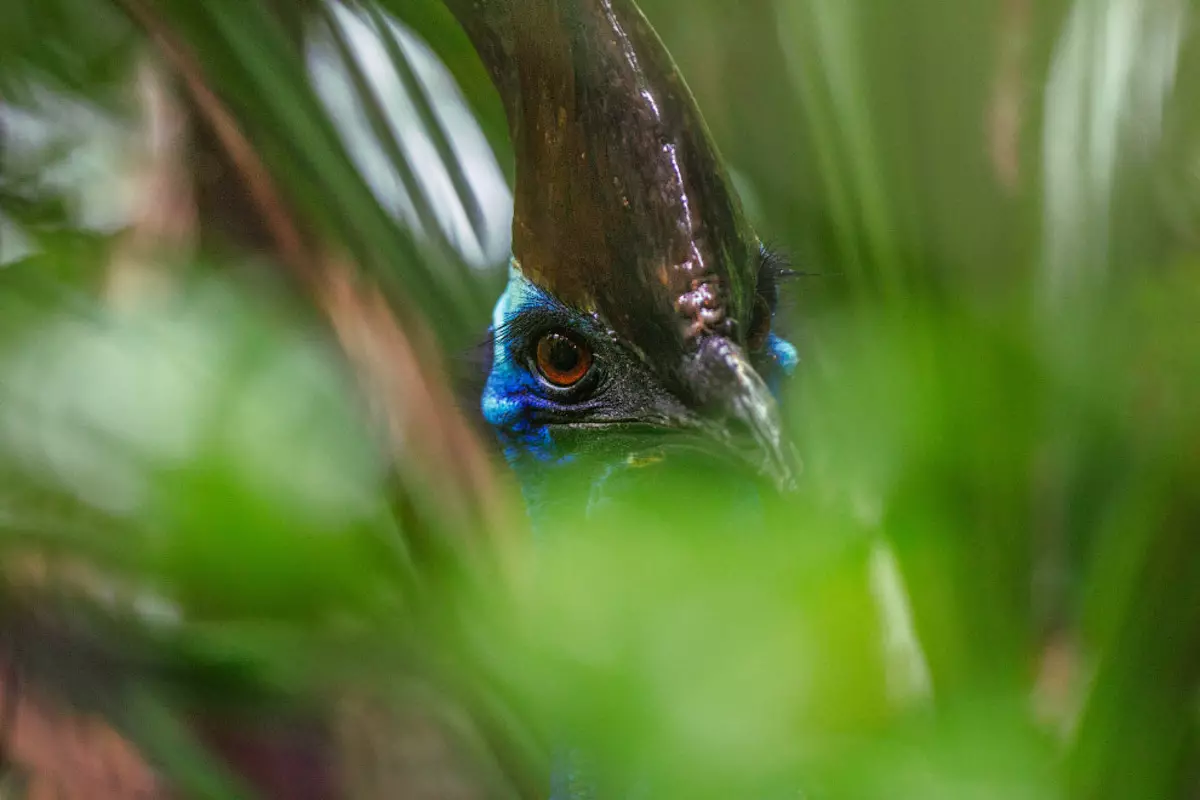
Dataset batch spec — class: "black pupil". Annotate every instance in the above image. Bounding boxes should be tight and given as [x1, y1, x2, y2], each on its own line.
[546, 334, 580, 373]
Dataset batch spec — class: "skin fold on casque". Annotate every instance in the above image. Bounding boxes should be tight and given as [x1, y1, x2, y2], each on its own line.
[443, 0, 800, 795]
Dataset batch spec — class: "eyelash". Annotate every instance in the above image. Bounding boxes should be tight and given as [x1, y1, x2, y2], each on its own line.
[755, 242, 796, 315]
[493, 315, 547, 352]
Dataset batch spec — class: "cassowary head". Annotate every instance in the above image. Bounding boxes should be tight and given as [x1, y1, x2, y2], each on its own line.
[452, 0, 798, 514]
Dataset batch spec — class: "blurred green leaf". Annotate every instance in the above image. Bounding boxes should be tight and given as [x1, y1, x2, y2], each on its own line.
[1, 0, 134, 104]
[3, 0, 1200, 797]
[0, 276, 414, 622]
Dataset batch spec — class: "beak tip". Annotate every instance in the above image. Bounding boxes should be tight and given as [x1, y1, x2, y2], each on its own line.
[686, 335, 799, 493]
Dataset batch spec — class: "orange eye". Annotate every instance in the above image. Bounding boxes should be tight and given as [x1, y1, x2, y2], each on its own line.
[535, 331, 592, 387]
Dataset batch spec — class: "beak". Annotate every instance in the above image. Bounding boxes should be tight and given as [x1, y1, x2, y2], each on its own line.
[686, 338, 800, 493]
[709, 372, 799, 493]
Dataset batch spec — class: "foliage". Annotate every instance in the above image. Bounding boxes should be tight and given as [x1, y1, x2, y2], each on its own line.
[1, 0, 1199, 798]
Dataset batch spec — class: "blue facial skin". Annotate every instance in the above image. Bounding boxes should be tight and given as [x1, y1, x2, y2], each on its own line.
[481, 266, 576, 468]
[483, 263, 797, 506]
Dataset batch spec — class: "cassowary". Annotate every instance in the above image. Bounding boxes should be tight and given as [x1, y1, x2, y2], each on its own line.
[443, 0, 803, 796]
[443, 0, 799, 523]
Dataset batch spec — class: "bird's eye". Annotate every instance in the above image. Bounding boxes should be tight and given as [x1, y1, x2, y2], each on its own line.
[535, 331, 593, 387]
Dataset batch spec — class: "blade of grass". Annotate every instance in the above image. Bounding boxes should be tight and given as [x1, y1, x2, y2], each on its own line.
[774, 0, 907, 299]
[318, 2, 451, 253]
[359, 1, 490, 245]
[121, 0, 489, 337]
[372, 0, 511, 182]
[121, 690, 252, 800]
